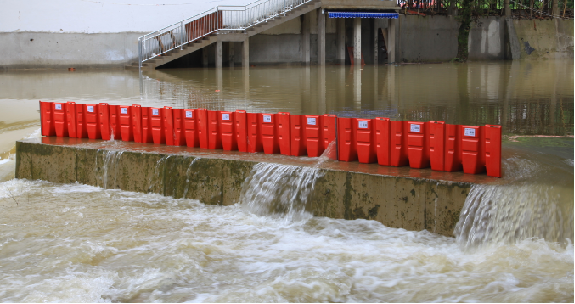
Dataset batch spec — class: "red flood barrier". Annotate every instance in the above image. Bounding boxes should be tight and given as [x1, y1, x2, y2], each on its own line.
[305, 115, 323, 157]
[375, 117, 390, 166]
[444, 124, 462, 172]
[356, 118, 377, 164]
[172, 109, 186, 146]
[130, 105, 143, 143]
[261, 113, 279, 154]
[150, 107, 165, 144]
[390, 121, 408, 167]
[247, 113, 263, 153]
[140, 106, 153, 144]
[118, 105, 133, 142]
[278, 112, 291, 156]
[108, 105, 121, 141]
[65, 102, 77, 138]
[322, 114, 337, 160]
[97, 103, 111, 140]
[235, 110, 248, 152]
[51, 102, 68, 137]
[461, 126, 484, 174]
[290, 115, 307, 156]
[84, 104, 101, 139]
[337, 117, 357, 162]
[406, 121, 429, 169]
[163, 107, 174, 146]
[183, 109, 199, 148]
[429, 121, 445, 171]
[207, 110, 222, 150]
[75, 104, 87, 138]
[196, 109, 209, 149]
[220, 111, 237, 151]
[484, 125, 502, 177]
[39, 101, 56, 137]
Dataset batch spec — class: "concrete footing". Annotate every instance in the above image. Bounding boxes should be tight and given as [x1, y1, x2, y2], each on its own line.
[13, 138, 490, 237]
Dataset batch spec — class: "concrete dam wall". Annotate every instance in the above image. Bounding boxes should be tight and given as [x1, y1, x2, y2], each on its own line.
[14, 138, 485, 237]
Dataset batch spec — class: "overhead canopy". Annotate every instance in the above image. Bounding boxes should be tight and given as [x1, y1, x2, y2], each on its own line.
[327, 12, 398, 19]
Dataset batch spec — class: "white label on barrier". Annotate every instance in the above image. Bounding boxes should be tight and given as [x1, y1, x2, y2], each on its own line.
[87, 106, 94, 113]
[55, 104, 62, 110]
[152, 109, 159, 116]
[307, 117, 316, 126]
[185, 111, 193, 118]
[410, 124, 420, 133]
[464, 127, 476, 137]
[121, 107, 128, 115]
[263, 115, 272, 123]
[358, 120, 368, 129]
[222, 113, 230, 121]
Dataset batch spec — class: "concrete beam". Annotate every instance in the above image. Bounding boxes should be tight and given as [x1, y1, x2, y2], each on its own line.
[318, 9, 326, 66]
[16, 138, 475, 237]
[337, 18, 346, 65]
[302, 13, 311, 65]
[353, 18, 362, 64]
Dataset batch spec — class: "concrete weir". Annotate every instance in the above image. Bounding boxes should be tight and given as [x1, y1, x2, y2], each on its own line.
[15, 138, 498, 237]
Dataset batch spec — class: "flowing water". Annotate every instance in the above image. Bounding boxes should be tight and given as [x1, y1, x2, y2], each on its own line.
[0, 61, 573, 302]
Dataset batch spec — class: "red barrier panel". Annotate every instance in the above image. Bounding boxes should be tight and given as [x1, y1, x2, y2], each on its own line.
[52, 102, 69, 137]
[163, 106, 174, 146]
[461, 125, 483, 174]
[247, 113, 263, 153]
[484, 125, 502, 177]
[108, 105, 121, 140]
[235, 110, 248, 152]
[278, 112, 291, 156]
[406, 121, 429, 169]
[220, 111, 236, 151]
[207, 110, 222, 150]
[375, 117, 390, 166]
[118, 105, 133, 142]
[429, 121, 445, 171]
[183, 109, 199, 148]
[322, 114, 337, 160]
[39, 101, 56, 137]
[65, 101, 77, 138]
[261, 113, 279, 154]
[290, 115, 307, 156]
[337, 117, 357, 162]
[444, 124, 462, 172]
[389, 121, 408, 167]
[98, 103, 111, 140]
[131, 105, 143, 143]
[172, 109, 186, 146]
[356, 118, 377, 164]
[150, 107, 165, 144]
[196, 109, 209, 149]
[305, 115, 323, 157]
[84, 104, 101, 139]
[75, 104, 87, 138]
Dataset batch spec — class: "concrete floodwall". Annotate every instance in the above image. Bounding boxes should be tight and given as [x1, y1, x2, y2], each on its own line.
[15, 139, 471, 237]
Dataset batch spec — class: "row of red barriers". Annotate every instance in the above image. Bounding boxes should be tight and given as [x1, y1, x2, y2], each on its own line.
[39, 101, 502, 177]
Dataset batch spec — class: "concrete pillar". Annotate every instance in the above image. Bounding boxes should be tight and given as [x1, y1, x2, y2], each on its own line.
[354, 65, 362, 110]
[228, 42, 235, 67]
[302, 14, 311, 65]
[217, 68, 222, 97]
[318, 65, 326, 114]
[504, 0, 510, 18]
[353, 18, 362, 64]
[388, 19, 396, 64]
[373, 19, 379, 66]
[216, 40, 223, 68]
[338, 66, 346, 108]
[301, 66, 311, 114]
[202, 46, 209, 67]
[337, 19, 346, 65]
[242, 38, 249, 67]
[318, 9, 326, 66]
[244, 66, 250, 100]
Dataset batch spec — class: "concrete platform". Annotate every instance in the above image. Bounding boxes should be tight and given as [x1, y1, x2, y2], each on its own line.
[15, 137, 499, 237]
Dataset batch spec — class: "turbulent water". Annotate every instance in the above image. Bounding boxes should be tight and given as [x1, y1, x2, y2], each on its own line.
[0, 62, 573, 302]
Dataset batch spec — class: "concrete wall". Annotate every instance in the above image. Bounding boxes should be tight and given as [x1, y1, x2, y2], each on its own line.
[15, 139, 471, 237]
[511, 19, 574, 59]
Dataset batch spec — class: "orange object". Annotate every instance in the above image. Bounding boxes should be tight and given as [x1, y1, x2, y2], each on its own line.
[183, 109, 199, 148]
[172, 109, 186, 146]
[389, 121, 408, 167]
[247, 113, 263, 153]
[322, 114, 338, 160]
[305, 115, 323, 157]
[98, 103, 111, 140]
[406, 121, 429, 168]
[119, 105, 133, 142]
[485, 125, 502, 177]
[150, 107, 165, 144]
[235, 110, 248, 152]
[75, 104, 87, 138]
[337, 117, 357, 162]
[163, 107, 174, 146]
[461, 125, 483, 174]
[290, 115, 307, 156]
[375, 117, 391, 166]
[278, 112, 291, 156]
[356, 118, 377, 164]
[220, 111, 237, 151]
[207, 110, 222, 150]
[39, 101, 56, 137]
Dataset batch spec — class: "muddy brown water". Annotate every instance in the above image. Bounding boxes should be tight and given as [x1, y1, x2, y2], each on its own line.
[0, 61, 572, 302]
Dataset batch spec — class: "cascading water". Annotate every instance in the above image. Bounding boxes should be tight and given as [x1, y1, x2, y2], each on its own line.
[454, 154, 574, 248]
[95, 150, 124, 189]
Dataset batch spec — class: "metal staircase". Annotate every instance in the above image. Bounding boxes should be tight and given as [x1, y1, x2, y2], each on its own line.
[135, 0, 320, 71]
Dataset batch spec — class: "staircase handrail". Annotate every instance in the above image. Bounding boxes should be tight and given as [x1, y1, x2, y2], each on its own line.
[138, 0, 314, 70]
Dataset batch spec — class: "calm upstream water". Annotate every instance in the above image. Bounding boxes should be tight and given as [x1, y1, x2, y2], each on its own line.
[0, 61, 573, 302]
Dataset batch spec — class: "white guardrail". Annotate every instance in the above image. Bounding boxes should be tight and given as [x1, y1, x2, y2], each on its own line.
[138, 0, 314, 70]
